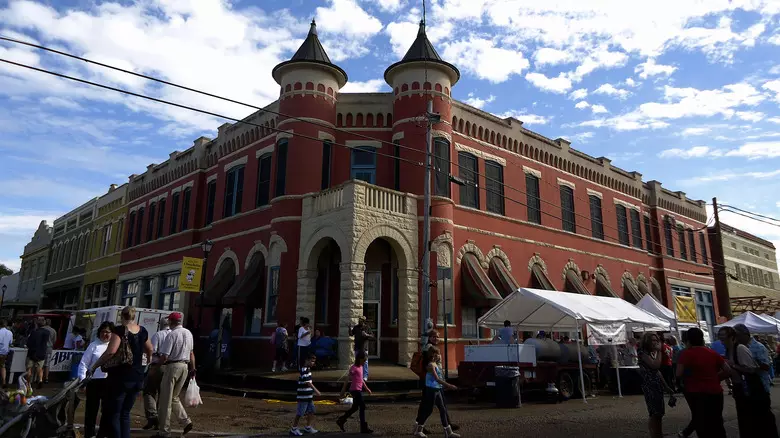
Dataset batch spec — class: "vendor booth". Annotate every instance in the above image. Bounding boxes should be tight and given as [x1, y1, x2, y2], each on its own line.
[462, 288, 669, 403]
[714, 311, 780, 335]
[635, 294, 698, 334]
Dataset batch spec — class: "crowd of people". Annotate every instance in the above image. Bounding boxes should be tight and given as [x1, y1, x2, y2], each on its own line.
[271, 317, 342, 373]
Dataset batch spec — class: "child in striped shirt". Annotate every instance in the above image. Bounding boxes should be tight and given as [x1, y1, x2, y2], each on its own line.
[291, 354, 321, 436]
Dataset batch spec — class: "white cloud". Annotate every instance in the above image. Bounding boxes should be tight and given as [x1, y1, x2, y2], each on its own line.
[575, 101, 590, 110]
[735, 111, 765, 122]
[315, 0, 383, 38]
[385, 19, 453, 58]
[374, 0, 404, 13]
[593, 83, 630, 99]
[682, 127, 712, 136]
[533, 47, 574, 67]
[0, 211, 60, 236]
[591, 104, 608, 114]
[658, 146, 721, 159]
[464, 93, 495, 109]
[525, 72, 572, 94]
[686, 169, 780, 184]
[41, 96, 84, 111]
[443, 38, 529, 83]
[497, 110, 551, 125]
[569, 88, 588, 100]
[568, 49, 629, 81]
[725, 142, 780, 159]
[635, 58, 677, 79]
[764, 80, 780, 102]
[568, 131, 595, 143]
[0, 177, 101, 206]
[768, 117, 780, 124]
[340, 79, 387, 93]
[625, 78, 638, 87]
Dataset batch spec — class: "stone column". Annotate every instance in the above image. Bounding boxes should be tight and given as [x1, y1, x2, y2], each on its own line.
[397, 268, 420, 366]
[149, 276, 162, 310]
[296, 269, 318, 325]
[338, 262, 365, 367]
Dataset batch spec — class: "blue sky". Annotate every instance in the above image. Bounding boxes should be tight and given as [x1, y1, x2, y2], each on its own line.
[2, 0, 780, 272]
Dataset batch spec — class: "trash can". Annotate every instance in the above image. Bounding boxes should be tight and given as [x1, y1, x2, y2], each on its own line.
[494, 366, 520, 408]
[70, 353, 84, 380]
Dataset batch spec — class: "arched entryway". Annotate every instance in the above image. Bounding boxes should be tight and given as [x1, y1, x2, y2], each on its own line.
[223, 250, 267, 335]
[312, 238, 342, 338]
[199, 256, 237, 335]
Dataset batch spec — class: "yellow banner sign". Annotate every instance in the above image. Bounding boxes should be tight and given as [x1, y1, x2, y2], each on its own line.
[675, 295, 697, 323]
[179, 257, 204, 293]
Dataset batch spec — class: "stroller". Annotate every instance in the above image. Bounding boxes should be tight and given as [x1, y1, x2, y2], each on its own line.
[0, 377, 88, 438]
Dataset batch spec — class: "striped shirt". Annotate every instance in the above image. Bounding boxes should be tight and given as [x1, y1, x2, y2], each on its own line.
[297, 366, 314, 400]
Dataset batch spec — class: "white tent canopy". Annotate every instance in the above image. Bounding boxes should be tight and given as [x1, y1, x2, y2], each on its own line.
[714, 311, 780, 335]
[479, 288, 671, 331]
[635, 294, 697, 332]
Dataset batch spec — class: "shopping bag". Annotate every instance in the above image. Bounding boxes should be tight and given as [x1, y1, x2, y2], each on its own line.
[184, 378, 203, 408]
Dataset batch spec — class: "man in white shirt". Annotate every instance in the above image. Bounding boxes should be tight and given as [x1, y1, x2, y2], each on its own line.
[143, 318, 172, 430]
[0, 319, 14, 387]
[297, 317, 312, 371]
[156, 312, 195, 437]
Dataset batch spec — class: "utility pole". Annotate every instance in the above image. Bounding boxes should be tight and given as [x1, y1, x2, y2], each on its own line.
[712, 197, 731, 318]
[421, 99, 433, 336]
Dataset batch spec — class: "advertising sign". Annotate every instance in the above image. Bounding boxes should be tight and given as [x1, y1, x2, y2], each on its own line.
[587, 322, 628, 346]
[179, 257, 204, 293]
[675, 295, 697, 323]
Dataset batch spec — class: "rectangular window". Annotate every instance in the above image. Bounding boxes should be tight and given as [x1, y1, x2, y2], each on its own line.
[156, 198, 166, 239]
[223, 166, 245, 218]
[122, 281, 138, 307]
[630, 210, 642, 249]
[321, 141, 332, 190]
[462, 307, 478, 339]
[115, 219, 123, 252]
[245, 308, 263, 336]
[560, 185, 576, 233]
[256, 154, 272, 207]
[770, 274, 775, 290]
[135, 207, 144, 246]
[678, 227, 688, 260]
[616, 205, 629, 246]
[275, 139, 288, 197]
[391, 268, 399, 325]
[437, 267, 454, 325]
[180, 188, 192, 230]
[434, 139, 450, 197]
[687, 229, 697, 263]
[644, 215, 653, 253]
[159, 274, 180, 311]
[747, 267, 755, 284]
[735, 263, 741, 280]
[266, 266, 280, 323]
[146, 202, 156, 242]
[485, 161, 504, 215]
[664, 218, 675, 257]
[393, 142, 401, 191]
[126, 214, 135, 248]
[589, 195, 604, 240]
[699, 232, 708, 265]
[694, 289, 715, 329]
[351, 146, 377, 183]
[169, 193, 180, 235]
[458, 152, 479, 208]
[205, 180, 217, 225]
[101, 224, 112, 256]
[526, 173, 541, 225]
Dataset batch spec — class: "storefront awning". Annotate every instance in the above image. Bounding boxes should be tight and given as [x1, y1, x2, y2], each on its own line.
[564, 269, 590, 294]
[623, 279, 644, 304]
[222, 255, 265, 307]
[638, 280, 651, 299]
[461, 253, 503, 307]
[531, 263, 555, 291]
[595, 273, 619, 298]
[197, 261, 236, 307]
[488, 258, 520, 298]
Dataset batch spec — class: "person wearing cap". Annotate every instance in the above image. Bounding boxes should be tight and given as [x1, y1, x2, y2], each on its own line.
[155, 312, 195, 437]
[142, 317, 172, 431]
[352, 316, 374, 380]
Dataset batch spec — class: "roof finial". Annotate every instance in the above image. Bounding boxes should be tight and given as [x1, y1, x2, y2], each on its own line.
[310, 19, 318, 36]
[418, 19, 426, 36]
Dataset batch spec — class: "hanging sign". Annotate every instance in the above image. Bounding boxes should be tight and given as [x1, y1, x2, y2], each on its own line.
[179, 257, 204, 293]
[587, 322, 628, 346]
[675, 295, 697, 323]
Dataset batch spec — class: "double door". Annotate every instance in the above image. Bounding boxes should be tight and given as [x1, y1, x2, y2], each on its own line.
[363, 271, 381, 358]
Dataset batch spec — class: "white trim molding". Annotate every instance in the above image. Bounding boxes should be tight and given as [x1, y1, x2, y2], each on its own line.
[206, 174, 218, 183]
[586, 188, 603, 199]
[455, 143, 506, 166]
[318, 131, 335, 142]
[223, 155, 248, 172]
[523, 166, 541, 178]
[431, 130, 451, 142]
[255, 144, 274, 158]
[614, 198, 640, 211]
[276, 130, 294, 141]
[345, 140, 381, 149]
[557, 178, 575, 189]
[392, 131, 404, 141]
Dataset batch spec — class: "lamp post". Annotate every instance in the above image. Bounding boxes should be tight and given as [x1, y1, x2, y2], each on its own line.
[0, 284, 6, 315]
[197, 240, 213, 338]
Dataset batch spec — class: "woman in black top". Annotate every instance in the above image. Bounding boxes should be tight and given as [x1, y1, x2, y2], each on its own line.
[90, 307, 153, 438]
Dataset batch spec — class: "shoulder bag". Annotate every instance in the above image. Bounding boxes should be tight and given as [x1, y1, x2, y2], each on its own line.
[102, 328, 134, 370]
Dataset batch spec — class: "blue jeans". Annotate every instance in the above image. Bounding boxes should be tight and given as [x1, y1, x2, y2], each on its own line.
[355, 350, 368, 379]
[103, 376, 143, 438]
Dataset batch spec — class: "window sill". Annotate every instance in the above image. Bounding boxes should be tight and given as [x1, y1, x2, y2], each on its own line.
[435, 323, 457, 328]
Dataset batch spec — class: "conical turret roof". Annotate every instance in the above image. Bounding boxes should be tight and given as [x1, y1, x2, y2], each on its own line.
[384, 20, 460, 83]
[272, 20, 348, 86]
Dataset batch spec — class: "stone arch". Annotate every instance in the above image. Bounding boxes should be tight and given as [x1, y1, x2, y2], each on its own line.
[268, 233, 289, 267]
[353, 224, 415, 270]
[366, 113, 374, 127]
[478, 126, 483, 139]
[246, 241, 269, 270]
[213, 249, 240, 276]
[346, 113, 353, 127]
[594, 264, 611, 284]
[621, 270, 636, 287]
[465, 121, 471, 135]
[452, 116, 458, 128]
[300, 225, 350, 271]
[456, 240, 487, 268]
[527, 253, 549, 274]
[561, 258, 581, 281]
[356, 113, 364, 127]
[486, 246, 511, 271]
[458, 119, 464, 133]
[431, 232, 454, 268]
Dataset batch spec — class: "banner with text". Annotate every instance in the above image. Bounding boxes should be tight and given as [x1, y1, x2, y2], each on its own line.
[587, 322, 628, 346]
[179, 257, 204, 293]
[675, 295, 697, 323]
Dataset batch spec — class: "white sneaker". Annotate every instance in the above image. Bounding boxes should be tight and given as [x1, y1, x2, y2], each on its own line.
[290, 427, 303, 436]
[304, 426, 319, 433]
[281, 367, 289, 372]
[272, 367, 277, 373]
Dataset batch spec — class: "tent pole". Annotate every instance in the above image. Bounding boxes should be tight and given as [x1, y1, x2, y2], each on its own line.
[613, 344, 623, 398]
[576, 320, 587, 404]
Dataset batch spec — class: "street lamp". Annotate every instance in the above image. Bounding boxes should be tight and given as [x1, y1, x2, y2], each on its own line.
[0, 284, 6, 314]
[197, 239, 213, 337]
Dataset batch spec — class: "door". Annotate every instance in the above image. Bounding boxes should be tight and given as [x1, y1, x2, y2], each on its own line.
[363, 271, 381, 358]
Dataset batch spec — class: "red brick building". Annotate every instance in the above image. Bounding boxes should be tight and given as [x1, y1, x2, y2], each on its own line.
[116, 20, 719, 370]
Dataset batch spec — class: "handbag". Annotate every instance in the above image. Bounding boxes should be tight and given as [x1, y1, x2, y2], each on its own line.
[102, 329, 134, 370]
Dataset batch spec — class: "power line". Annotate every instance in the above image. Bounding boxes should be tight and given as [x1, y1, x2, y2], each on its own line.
[719, 204, 780, 224]
[719, 208, 780, 229]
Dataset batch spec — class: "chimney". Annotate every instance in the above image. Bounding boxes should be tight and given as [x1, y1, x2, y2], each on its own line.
[109, 184, 117, 191]
[554, 138, 571, 151]
[169, 151, 179, 160]
[147, 163, 156, 172]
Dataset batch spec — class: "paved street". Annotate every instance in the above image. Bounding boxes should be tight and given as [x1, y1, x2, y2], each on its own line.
[53, 385, 780, 437]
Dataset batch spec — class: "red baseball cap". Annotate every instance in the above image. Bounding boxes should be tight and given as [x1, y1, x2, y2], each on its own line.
[168, 312, 183, 322]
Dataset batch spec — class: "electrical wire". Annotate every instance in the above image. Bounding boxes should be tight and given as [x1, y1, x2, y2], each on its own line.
[719, 205, 780, 225]
[719, 208, 780, 229]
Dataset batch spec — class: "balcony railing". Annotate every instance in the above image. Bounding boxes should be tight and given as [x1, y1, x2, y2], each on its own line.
[365, 184, 407, 214]
[304, 180, 413, 218]
[312, 187, 344, 216]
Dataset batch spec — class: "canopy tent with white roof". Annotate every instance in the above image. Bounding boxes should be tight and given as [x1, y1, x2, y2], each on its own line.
[478, 288, 670, 401]
[635, 294, 697, 334]
[714, 311, 780, 335]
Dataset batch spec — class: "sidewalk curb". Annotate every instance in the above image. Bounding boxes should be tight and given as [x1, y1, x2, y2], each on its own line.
[199, 383, 422, 403]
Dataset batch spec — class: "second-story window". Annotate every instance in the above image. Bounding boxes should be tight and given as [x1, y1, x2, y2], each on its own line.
[115, 218, 123, 252]
[351, 146, 377, 184]
[616, 205, 629, 246]
[664, 217, 675, 257]
[458, 152, 478, 208]
[169, 192, 180, 235]
[181, 188, 192, 230]
[560, 185, 576, 233]
[434, 138, 450, 197]
[485, 161, 504, 215]
[526, 173, 541, 225]
[321, 141, 332, 190]
[699, 232, 709, 264]
[205, 180, 217, 225]
[256, 154, 272, 207]
[127, 212, 135, 248]
[275, 139, 288, 197]
[135, 207, 144, 246]
[224, 166, 245, 218]
[147, 202, 156, 242]
[589, 195, 604, 239]
[678, 226, 688, 260]
[688, 229, 697, 263]
[630, 209, 643, 249]
[156, 198, 166, 239]
[101, 224, 112, 256]
[644, 215, 653, 253]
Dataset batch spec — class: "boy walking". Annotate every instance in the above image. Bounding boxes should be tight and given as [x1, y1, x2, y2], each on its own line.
[291, 354, 320, 436]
